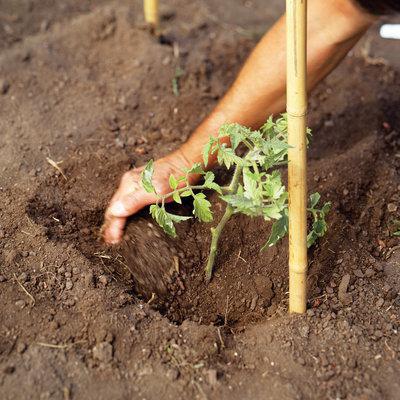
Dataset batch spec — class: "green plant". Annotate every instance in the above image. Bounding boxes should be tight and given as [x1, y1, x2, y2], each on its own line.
[141, 115, 331, 282]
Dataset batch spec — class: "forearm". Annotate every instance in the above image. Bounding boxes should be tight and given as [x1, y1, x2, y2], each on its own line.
[179, 0, 376, 167]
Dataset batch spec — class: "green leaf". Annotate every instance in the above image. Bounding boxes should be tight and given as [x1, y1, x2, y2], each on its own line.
[193, 193, 213, 222]
[394, 231, 400, 237]
[242, 167, 258, 199]
[203, 140, 212, 167]
[218, 123, 248, 150]
[263, 213, 289, 249]
[217, 145, 244, 169]
[263, 204, 284, 221]
[203, 172, 222, 194]
[186, 162, 205, 175]
[149, 205, 176, 237]
[307, 218, 328, 248]
[205, 181, 222, 194]
[204, 171, 215, 184]
[169, 174, 178, 190]
[141, 160, 155, 193]
[172, 191, 182, 204]
[263, 171, 285, 199]
[309, 192, 321, 209]
[149, 205, 191, 237]
[321, 202, 331, 215]
[180, 190, 192, 197]
[169, 213, 191, 223]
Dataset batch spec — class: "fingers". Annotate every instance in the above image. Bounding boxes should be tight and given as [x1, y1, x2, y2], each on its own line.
[108, 189, 156, 217]
[103, 169, 157, 244]
[103, 216, 126, 244]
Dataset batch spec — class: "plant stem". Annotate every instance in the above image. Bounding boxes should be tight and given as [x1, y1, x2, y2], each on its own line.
[205, 164, 243, 282]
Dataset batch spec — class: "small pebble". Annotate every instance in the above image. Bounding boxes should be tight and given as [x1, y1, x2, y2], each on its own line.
[18, 272, 28, 283]
[376, 298, 384, 308]
[207, 369, 218, 386]
[84, 271, 94, 287]
[166, 367, 180, 381]
[16, 342, 27, 354]
[93, 342, 113, 363]
[65, 280, 73, 290]
[98, 275, 109, 285]
[0, 275, 6, 282]
[15, 300, 26, 308]
[364, 268, 375, 278]
[297, 357, 306, 366]
[353, 269, 364, 278]
[387, 203, 397, 212]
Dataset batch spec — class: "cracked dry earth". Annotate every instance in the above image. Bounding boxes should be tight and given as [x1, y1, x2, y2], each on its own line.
[0, 1, 400, 399]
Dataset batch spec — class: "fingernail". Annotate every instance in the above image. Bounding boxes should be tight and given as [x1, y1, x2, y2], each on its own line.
[109, 200, 127, 216]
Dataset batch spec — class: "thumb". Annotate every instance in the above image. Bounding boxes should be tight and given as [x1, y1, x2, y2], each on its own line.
[108, 190, 154, 217]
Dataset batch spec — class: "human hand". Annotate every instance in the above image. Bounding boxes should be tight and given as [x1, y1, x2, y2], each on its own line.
[102, 149, 195, 244]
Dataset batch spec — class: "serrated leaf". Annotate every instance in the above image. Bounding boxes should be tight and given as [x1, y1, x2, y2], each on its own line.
[149, 204, 176, 237]
[263, 204, 284, 221]
[172, 191, 182, 204]
[263, 171, 285, 199]
[203, 140, 212, 167]
[180, 190, 192, 197]
[205, 181, 222, 194]
[307, 218, 328, 248]
[204, 171, 215, 184]
[263, 213, 288, 249]
[141, 160, 155, 193]
[193, 193, 213, 222]
[169, 213, 191, 223]
[149, 205, 191, 237]
[169, 174, 178, 190]
[321, 202, 331, 215]
[242, 168, 258, 199]
[309, 192, 321, 209]
[217, 146, 243, 169]
[186, 162, 205, 175]
[218, 123, 250, 150]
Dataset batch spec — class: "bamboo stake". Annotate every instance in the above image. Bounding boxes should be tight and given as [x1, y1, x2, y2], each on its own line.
[286, 0, 308, 313]
[143, 0, 159, 30]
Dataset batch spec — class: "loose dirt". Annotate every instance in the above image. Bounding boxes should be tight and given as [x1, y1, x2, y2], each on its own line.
[1, 1, 399, 399]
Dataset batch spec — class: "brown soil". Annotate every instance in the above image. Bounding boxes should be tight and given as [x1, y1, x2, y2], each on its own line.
[1, 1, 400, 399]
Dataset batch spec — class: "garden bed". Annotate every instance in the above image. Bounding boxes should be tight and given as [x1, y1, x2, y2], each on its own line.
[0, 1, 399, 399]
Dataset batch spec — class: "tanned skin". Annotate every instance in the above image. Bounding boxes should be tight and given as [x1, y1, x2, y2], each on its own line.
[103, 0, 376, 244]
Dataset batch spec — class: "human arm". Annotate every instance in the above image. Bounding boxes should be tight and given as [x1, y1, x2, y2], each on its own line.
[103, 0, 377, 244]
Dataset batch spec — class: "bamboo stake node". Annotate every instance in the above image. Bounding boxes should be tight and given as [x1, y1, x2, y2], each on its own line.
[286, 0, 308, 314]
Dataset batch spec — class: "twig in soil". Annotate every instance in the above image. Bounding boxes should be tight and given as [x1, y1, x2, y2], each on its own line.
[224, 295, 230, 326]
[384, 340, 396, 359]
[115, 255, 135, 277]
[173, 256, 180, 274]
[13, 273, 35, 306]
[93, 252, 112, 259]
[36, 340, 86, 349]
[192, 380, 208, 400]
[147, 293, 156, 304]
[46, 157, 67, 180]
[217, 327, 225, 349]
[21, 230, 35, 237]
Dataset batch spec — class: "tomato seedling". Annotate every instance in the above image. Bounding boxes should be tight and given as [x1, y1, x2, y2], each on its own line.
[141, 115, 331, 282]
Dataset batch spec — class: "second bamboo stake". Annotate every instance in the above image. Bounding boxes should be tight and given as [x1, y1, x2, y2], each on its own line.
[144, 0, 159, 30]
